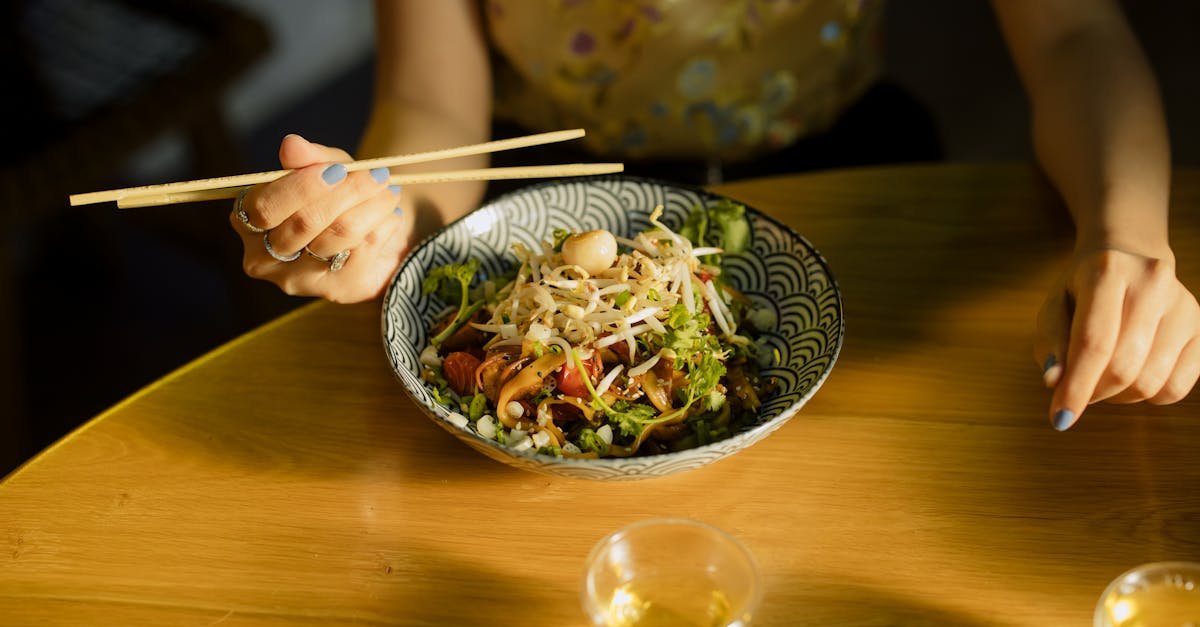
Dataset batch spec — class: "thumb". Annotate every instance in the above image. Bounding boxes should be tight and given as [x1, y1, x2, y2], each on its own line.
[278, 134, 353, 170]
[1034, 287, 1071, 389]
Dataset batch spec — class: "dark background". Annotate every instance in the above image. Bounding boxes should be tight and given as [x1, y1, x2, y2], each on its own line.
[2, 0, 1197, 477]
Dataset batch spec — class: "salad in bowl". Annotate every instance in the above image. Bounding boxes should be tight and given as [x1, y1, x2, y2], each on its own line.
[382, 176, 841, 480]
[418, 202, 775, 460]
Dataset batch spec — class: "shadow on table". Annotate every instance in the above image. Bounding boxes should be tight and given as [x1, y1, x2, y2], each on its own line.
[716, 164, 1072, 362]
[759, 574, 995, 626]
[371, 543, 574, 626]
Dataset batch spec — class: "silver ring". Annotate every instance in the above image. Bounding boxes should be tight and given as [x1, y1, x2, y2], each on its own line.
[305, 246, 350, 272]
[234, 188, 265, 233]
[263, 231, 301, 262]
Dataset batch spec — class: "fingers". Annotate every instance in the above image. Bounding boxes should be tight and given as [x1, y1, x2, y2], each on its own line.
[1089, 273, 1171, 402]
[1034, 288, 1071, 388]
[1049, 274, 1124, 431]
[265, 166, 394, 255]
[1108, 307, 1195, 405]
[1148, 338, 1200, 405]
[262, 213, 408, 303]
[305, 185, 403, 258]
[278, 133, 352, 169]
[1105, 291, 1200, 404]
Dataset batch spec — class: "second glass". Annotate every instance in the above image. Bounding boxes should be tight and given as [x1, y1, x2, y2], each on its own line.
[581, 518, 762, 627]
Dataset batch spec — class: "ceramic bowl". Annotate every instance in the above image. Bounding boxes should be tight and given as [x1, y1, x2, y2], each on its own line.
[381, 176, 842, 480]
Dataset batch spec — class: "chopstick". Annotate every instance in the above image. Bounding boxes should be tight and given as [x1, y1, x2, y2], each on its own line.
[69, 128, 590, 207]
[115, 163, 625, 208]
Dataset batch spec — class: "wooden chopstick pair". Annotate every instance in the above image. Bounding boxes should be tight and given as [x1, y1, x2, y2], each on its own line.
[68, 129, 624, 209]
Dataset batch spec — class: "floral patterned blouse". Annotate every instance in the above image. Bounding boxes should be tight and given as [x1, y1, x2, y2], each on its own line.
[485, 0, 884, 162]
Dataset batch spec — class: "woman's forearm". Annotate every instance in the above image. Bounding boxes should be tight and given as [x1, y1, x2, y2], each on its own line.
[364, 0, 492, 242]
[995, 0, 1172, 259]
[358, 98, 490, 241]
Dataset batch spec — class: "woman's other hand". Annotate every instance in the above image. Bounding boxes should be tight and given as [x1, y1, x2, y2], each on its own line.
[1036, 247, 1200, 430]
[230, 134, 412, 303]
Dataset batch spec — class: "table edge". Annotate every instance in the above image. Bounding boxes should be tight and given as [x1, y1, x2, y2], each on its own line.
[0, 300, 328, 487]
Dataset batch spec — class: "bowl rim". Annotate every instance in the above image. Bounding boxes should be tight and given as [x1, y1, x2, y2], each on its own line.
[380, 174, 844, 468]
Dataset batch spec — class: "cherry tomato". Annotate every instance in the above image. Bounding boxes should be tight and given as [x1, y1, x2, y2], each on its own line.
[443, 351, 482, 397]
[555, 356, 602, 398]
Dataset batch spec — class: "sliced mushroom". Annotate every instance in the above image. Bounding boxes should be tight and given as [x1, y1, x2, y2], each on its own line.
[496, 353, 566, 427]
[475, 347, 521, 403]
[637, 373, 673, 413]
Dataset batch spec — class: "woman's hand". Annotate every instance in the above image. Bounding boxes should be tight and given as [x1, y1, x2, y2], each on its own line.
[1036, 247, 1200, 430]
[230, 134, 412, 303]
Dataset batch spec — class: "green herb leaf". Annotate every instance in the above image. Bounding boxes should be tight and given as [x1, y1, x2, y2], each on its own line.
[577, 428, 610, 456]
[423, 259, 482, 347]
[607, 401, 659, 439]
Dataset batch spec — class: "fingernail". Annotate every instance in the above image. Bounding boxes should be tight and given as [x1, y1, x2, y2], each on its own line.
[393, 205, 404, 216]
[1042, 355, 1057, 372]
[370, 167, 390, 184]
[1052, 409, 1076, 431]
[321, 163, 347, 185]
[388, 184, 402, 196]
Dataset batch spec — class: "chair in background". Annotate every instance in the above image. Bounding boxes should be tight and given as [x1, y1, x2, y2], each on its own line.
[0, 0, 270, 474]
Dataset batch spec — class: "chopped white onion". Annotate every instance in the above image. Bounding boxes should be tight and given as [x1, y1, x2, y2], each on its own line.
[510, 435, 534, 452]
[563, 442, 582, 454]
[531, 431, 551, 448]
[596, 424, 613, 445]
[691, 246, 724, 257]
[419, 345, 442, 368]
[476, 415, 497, 439]
[505, 401, 525, 419]
[446, 412, 468, 429]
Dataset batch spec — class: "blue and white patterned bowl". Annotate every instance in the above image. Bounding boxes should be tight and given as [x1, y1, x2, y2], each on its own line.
[381, 176, 843, 480]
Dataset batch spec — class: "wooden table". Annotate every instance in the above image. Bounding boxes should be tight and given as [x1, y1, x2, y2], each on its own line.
[3, 164, 1198, 626]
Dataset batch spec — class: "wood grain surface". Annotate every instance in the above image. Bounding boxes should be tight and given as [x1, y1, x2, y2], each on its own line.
[3, 164, 1198, 626]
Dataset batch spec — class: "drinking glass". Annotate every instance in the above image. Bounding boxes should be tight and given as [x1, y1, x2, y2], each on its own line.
[1095, 561, 1200, 627]
[581, 518, 762, 627]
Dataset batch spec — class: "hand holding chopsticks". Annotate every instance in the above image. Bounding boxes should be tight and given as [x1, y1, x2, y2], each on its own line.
[69, 129, 623, 209]
[69, 129, 623, 303]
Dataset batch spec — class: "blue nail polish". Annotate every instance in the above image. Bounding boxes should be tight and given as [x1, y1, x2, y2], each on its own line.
[388, 184, 402, 196]
[393, 205, 404, 216]
[370, 167, 390, 184]
[321, 163, 347, 185]
[1043, 354, 1057, 372]
[1052, 409, 1076, 431]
